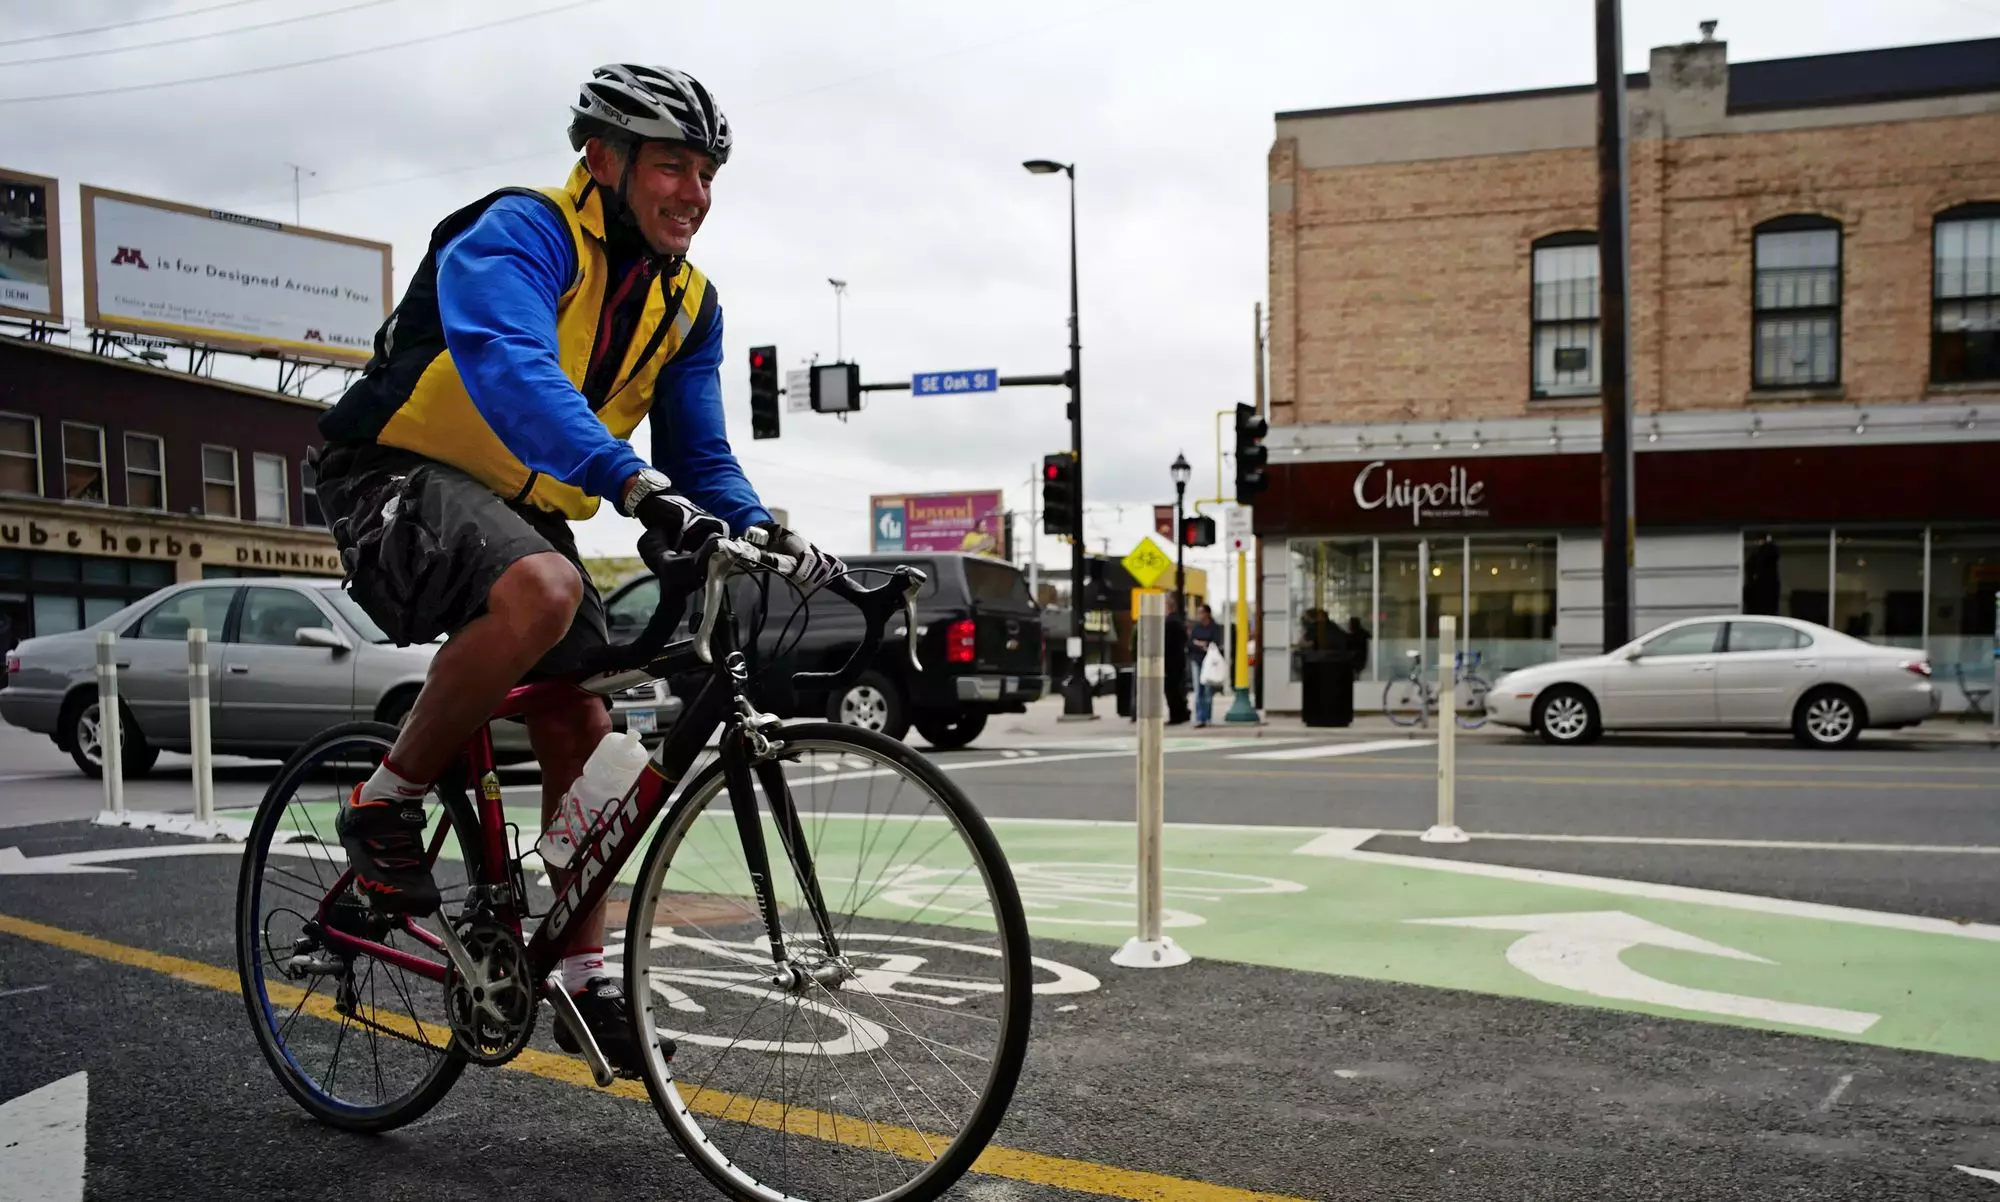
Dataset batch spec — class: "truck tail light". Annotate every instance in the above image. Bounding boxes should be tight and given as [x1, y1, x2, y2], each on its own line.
[946, 619, 976, 665]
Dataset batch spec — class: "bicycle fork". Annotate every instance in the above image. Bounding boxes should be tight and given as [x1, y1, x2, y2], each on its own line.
[719, 729, 846, 992]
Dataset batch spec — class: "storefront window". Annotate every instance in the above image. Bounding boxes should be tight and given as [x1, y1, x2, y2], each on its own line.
[1377, 541, 1424, 678]
[1288, 540, 1374, 676]
[32, 593, 80, 636]
[1743, 531, 1831, 625]
[1928, 531, 2000, 682]
[1833, 530, 1924, 648]
[1466, 540, 1557, 672]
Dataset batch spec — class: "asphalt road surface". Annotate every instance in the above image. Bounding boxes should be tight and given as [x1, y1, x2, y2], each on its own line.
[2, 715, 1997, 1200]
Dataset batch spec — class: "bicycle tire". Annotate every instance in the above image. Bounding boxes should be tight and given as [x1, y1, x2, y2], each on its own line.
[1383, 676, 1426, 727]
[1455, 671, 1492, 730]
[235, 721, 483, 1134]
[623, 722, 1033, 1202]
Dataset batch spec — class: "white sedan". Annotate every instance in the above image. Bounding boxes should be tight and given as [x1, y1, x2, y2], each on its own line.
[1484, 615, 1939, 749]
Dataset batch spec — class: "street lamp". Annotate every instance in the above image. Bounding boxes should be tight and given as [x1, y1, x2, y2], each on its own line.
[1024, 157, 1091, 718]
[827, 278, 847, 362]
[1170, 452, 1192, 617]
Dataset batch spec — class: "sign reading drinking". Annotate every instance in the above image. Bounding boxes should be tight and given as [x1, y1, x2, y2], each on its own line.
[81, 184, 391, 366]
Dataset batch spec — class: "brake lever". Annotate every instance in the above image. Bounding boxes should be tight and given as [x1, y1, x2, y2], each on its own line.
[900, 569, 925, 672]
[692, 539, 752, 665]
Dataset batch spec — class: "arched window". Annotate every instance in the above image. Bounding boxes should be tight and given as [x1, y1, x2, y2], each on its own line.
[1752, 215, 1841, 388]
[1934, 202, 2000, 384]
[1530, 231, 1598, 398]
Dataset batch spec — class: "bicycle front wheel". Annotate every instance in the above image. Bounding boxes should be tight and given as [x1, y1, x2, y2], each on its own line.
[1455, 672, 1492, 729]
[622, 723, 1031, 1202]
[1383, 676, 1426, 726]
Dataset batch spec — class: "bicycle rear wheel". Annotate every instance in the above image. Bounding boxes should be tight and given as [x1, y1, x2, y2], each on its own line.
[235, 721, 484, 1133]
[1383, 676, 1426, 726]
[622, 723, 1032, 1202]
[1455, 671, 1492, 729]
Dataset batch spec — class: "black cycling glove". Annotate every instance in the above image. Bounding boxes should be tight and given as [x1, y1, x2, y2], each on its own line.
[746, 521, 846, 591]
[620, 469, 728, 551]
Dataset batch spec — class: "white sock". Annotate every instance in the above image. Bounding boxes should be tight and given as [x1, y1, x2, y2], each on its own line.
[357, 757, 430, 806]
[561, 949, 607, 993]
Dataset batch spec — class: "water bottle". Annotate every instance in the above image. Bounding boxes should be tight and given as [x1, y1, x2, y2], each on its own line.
[535, 731, 649, 871]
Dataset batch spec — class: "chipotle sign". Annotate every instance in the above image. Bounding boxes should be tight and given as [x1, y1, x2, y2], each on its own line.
[1353, 461, 1489, 526]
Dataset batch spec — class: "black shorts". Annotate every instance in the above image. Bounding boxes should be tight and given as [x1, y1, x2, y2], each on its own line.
[315, 443, 606, 678]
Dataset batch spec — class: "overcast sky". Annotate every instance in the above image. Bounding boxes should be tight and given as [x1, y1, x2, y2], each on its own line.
[4, 0, 1993, 576]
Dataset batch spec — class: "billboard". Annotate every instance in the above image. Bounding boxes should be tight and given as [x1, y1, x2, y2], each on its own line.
[870, 490, 1005, 555]
[0, 166, 63, 323]
[81, 184, 391, 366]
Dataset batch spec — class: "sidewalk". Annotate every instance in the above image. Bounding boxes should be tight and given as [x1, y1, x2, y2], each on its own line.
[991, 694, 2000, 747]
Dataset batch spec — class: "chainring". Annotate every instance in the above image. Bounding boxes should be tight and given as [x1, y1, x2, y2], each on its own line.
[443, 919, 536, 1066]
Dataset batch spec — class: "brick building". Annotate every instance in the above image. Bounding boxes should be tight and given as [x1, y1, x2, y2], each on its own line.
[1260, 31, 2000, 713]
[0, 337, 338, 651]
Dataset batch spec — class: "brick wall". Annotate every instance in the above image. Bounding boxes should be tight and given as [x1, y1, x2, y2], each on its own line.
[1270, 108, 2000, 426]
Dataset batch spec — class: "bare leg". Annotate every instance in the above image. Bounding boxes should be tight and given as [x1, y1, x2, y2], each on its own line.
[384, 552, 583, 783]
[525, 692, 615, 956]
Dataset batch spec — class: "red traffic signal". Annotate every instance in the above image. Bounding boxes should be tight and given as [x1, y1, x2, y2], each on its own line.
[1180, 515, 1216, 548]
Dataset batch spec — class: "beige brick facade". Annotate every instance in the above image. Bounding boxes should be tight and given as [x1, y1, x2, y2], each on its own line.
[1268, 39, 2000, 429]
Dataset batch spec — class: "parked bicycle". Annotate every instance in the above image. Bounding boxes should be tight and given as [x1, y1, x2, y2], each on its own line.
[1954, 662, 1994, 719]
[1383, 647, 1492, 729]
[235, 534, 1032, 1202]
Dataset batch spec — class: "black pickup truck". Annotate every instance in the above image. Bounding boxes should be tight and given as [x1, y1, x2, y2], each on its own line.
[603, 551, 1046, 751]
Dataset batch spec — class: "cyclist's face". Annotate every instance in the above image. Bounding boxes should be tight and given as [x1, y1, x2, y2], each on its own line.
[598, 140, 716, 257]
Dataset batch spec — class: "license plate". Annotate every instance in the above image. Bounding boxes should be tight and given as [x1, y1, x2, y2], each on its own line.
[1004, 676, 1017, 694]
[625, 708, 657, 734]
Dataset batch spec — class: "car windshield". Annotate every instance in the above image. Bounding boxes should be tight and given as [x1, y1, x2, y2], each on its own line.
[964, 558, 1034, 609]
[318, 587, 394, 644]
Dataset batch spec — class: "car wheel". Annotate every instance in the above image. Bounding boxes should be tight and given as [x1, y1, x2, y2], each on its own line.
[66, 696, 160, 779]
[914, 711, 988, 752]
[1793, 686, 1864, 749]
[826, 671, 910, 741]
[1533, 686, 1601, 745]
[378, 688, 419, 729]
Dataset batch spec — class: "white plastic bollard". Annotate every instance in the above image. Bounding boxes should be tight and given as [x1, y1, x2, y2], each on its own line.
[1112, 591, 1190, 969]
[188, 626, 215, 826]
[95, 631, 124, 819]
[1421, 615, 1469, 844]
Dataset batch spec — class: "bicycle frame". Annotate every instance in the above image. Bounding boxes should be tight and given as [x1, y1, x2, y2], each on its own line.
[312, 613, 823, 987]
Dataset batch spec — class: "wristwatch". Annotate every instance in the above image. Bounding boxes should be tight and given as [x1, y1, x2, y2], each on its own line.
[620, 468, 674, 518]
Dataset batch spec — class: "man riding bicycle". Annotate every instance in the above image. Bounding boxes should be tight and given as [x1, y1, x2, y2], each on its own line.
[313, 63, 843, 1075]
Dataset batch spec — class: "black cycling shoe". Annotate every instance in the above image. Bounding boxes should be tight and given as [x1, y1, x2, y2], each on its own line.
[554, 977, 675, 1078]
[335, 784, 440, 917]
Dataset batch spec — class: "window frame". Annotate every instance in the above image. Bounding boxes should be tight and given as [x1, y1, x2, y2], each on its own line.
[1751, 214, 1843, 391]
[1639, 621, 1725, 658]
[300, 456, 325, 528]
[0, 409, 42, 497]
[252, 452, 289, 525]
[59, 420, 107, 504]
[201, 444, 240, 519]
[1724, 620, 1810, 653]
[124, 431, 166, 511]
[1529, 230, 1601, 400]
[237, 585, 332, 646]
[1931, 201, 2000, 385]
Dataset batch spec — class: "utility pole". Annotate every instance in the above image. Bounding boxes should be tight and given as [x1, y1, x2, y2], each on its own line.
[285, 162, 314, 224]
[1028, 462, 1040, 602]
[1595, 0, 1636, 650]
[827, 278, 847, 362]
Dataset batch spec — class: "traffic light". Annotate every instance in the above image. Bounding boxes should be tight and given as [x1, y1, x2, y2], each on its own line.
[1233, 401, 1269, 503]
[1041, 452, 1076, 537]
[749, 345, 780, 440]
[1179, 515, 1216, 548]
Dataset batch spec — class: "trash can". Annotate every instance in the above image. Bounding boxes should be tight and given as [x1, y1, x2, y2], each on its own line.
[1114, 666, 1137, 718]
[1298, 650, 1354, 728]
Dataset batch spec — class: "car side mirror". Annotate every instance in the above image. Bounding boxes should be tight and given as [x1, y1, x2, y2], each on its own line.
[296, 626, 351, 654]
[1623, 645, 1644, 661]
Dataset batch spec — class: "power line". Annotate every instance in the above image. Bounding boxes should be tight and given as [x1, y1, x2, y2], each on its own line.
[0, 0, 272, 49]
[0, 0, 607, 106]
[0, 0, 404, 69]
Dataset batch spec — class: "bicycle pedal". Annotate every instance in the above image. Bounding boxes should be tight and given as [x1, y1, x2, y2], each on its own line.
[541, 973, 615, 1088]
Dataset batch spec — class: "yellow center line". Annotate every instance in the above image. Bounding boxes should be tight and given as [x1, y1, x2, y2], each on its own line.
[0, 912, 1308, 1202]
[1170, 768, 1993, 791]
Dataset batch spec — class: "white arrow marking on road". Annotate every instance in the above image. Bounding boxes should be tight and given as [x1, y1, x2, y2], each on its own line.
[0, 837, 332, 876]
[0, 1071, 86, 1202]
[1958, 1166, 2000, 1184]
[1408, 910, 1881, 1035]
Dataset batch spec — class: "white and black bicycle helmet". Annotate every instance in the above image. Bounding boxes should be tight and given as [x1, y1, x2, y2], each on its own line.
[568, 63, 732, 164]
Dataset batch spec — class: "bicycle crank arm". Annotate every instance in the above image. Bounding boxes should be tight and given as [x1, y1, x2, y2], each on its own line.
[542, 973, 614, 1088]
[434, 915, 483, 989]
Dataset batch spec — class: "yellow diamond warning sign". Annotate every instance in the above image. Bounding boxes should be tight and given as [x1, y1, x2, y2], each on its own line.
[1121, 538, 1173, 589]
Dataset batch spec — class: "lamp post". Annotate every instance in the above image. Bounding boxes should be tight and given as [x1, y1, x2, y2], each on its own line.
[827, 278, 847, 362]
[1024, 157, 1091, 718]
[1170, 452, 1191, 617]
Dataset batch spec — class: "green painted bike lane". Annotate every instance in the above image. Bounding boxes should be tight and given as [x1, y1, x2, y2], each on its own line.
[274, 800, 2000, 1062]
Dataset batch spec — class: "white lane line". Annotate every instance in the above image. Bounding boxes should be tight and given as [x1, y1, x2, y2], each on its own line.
[0, 985, 52, 999]
[1336, 847, 2000, 943]
[1440, 832, 2000, 855]
[1816, 1073, 1855, 1112]
[1230, 738, 1434, 761]
[1958, 1166, 2000, 1185]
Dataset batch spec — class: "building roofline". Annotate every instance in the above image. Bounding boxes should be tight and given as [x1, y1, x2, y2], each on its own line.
[0, 334, 331, 411]
[1276, 76, 1643, 122]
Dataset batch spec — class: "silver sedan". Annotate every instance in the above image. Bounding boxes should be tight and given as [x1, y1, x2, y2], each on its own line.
[0, 577, 554, 777]
[1484, 615, 1939, 749]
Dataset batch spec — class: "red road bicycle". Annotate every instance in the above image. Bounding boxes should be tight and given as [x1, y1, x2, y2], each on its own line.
[234, 536, 1032, 1202]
